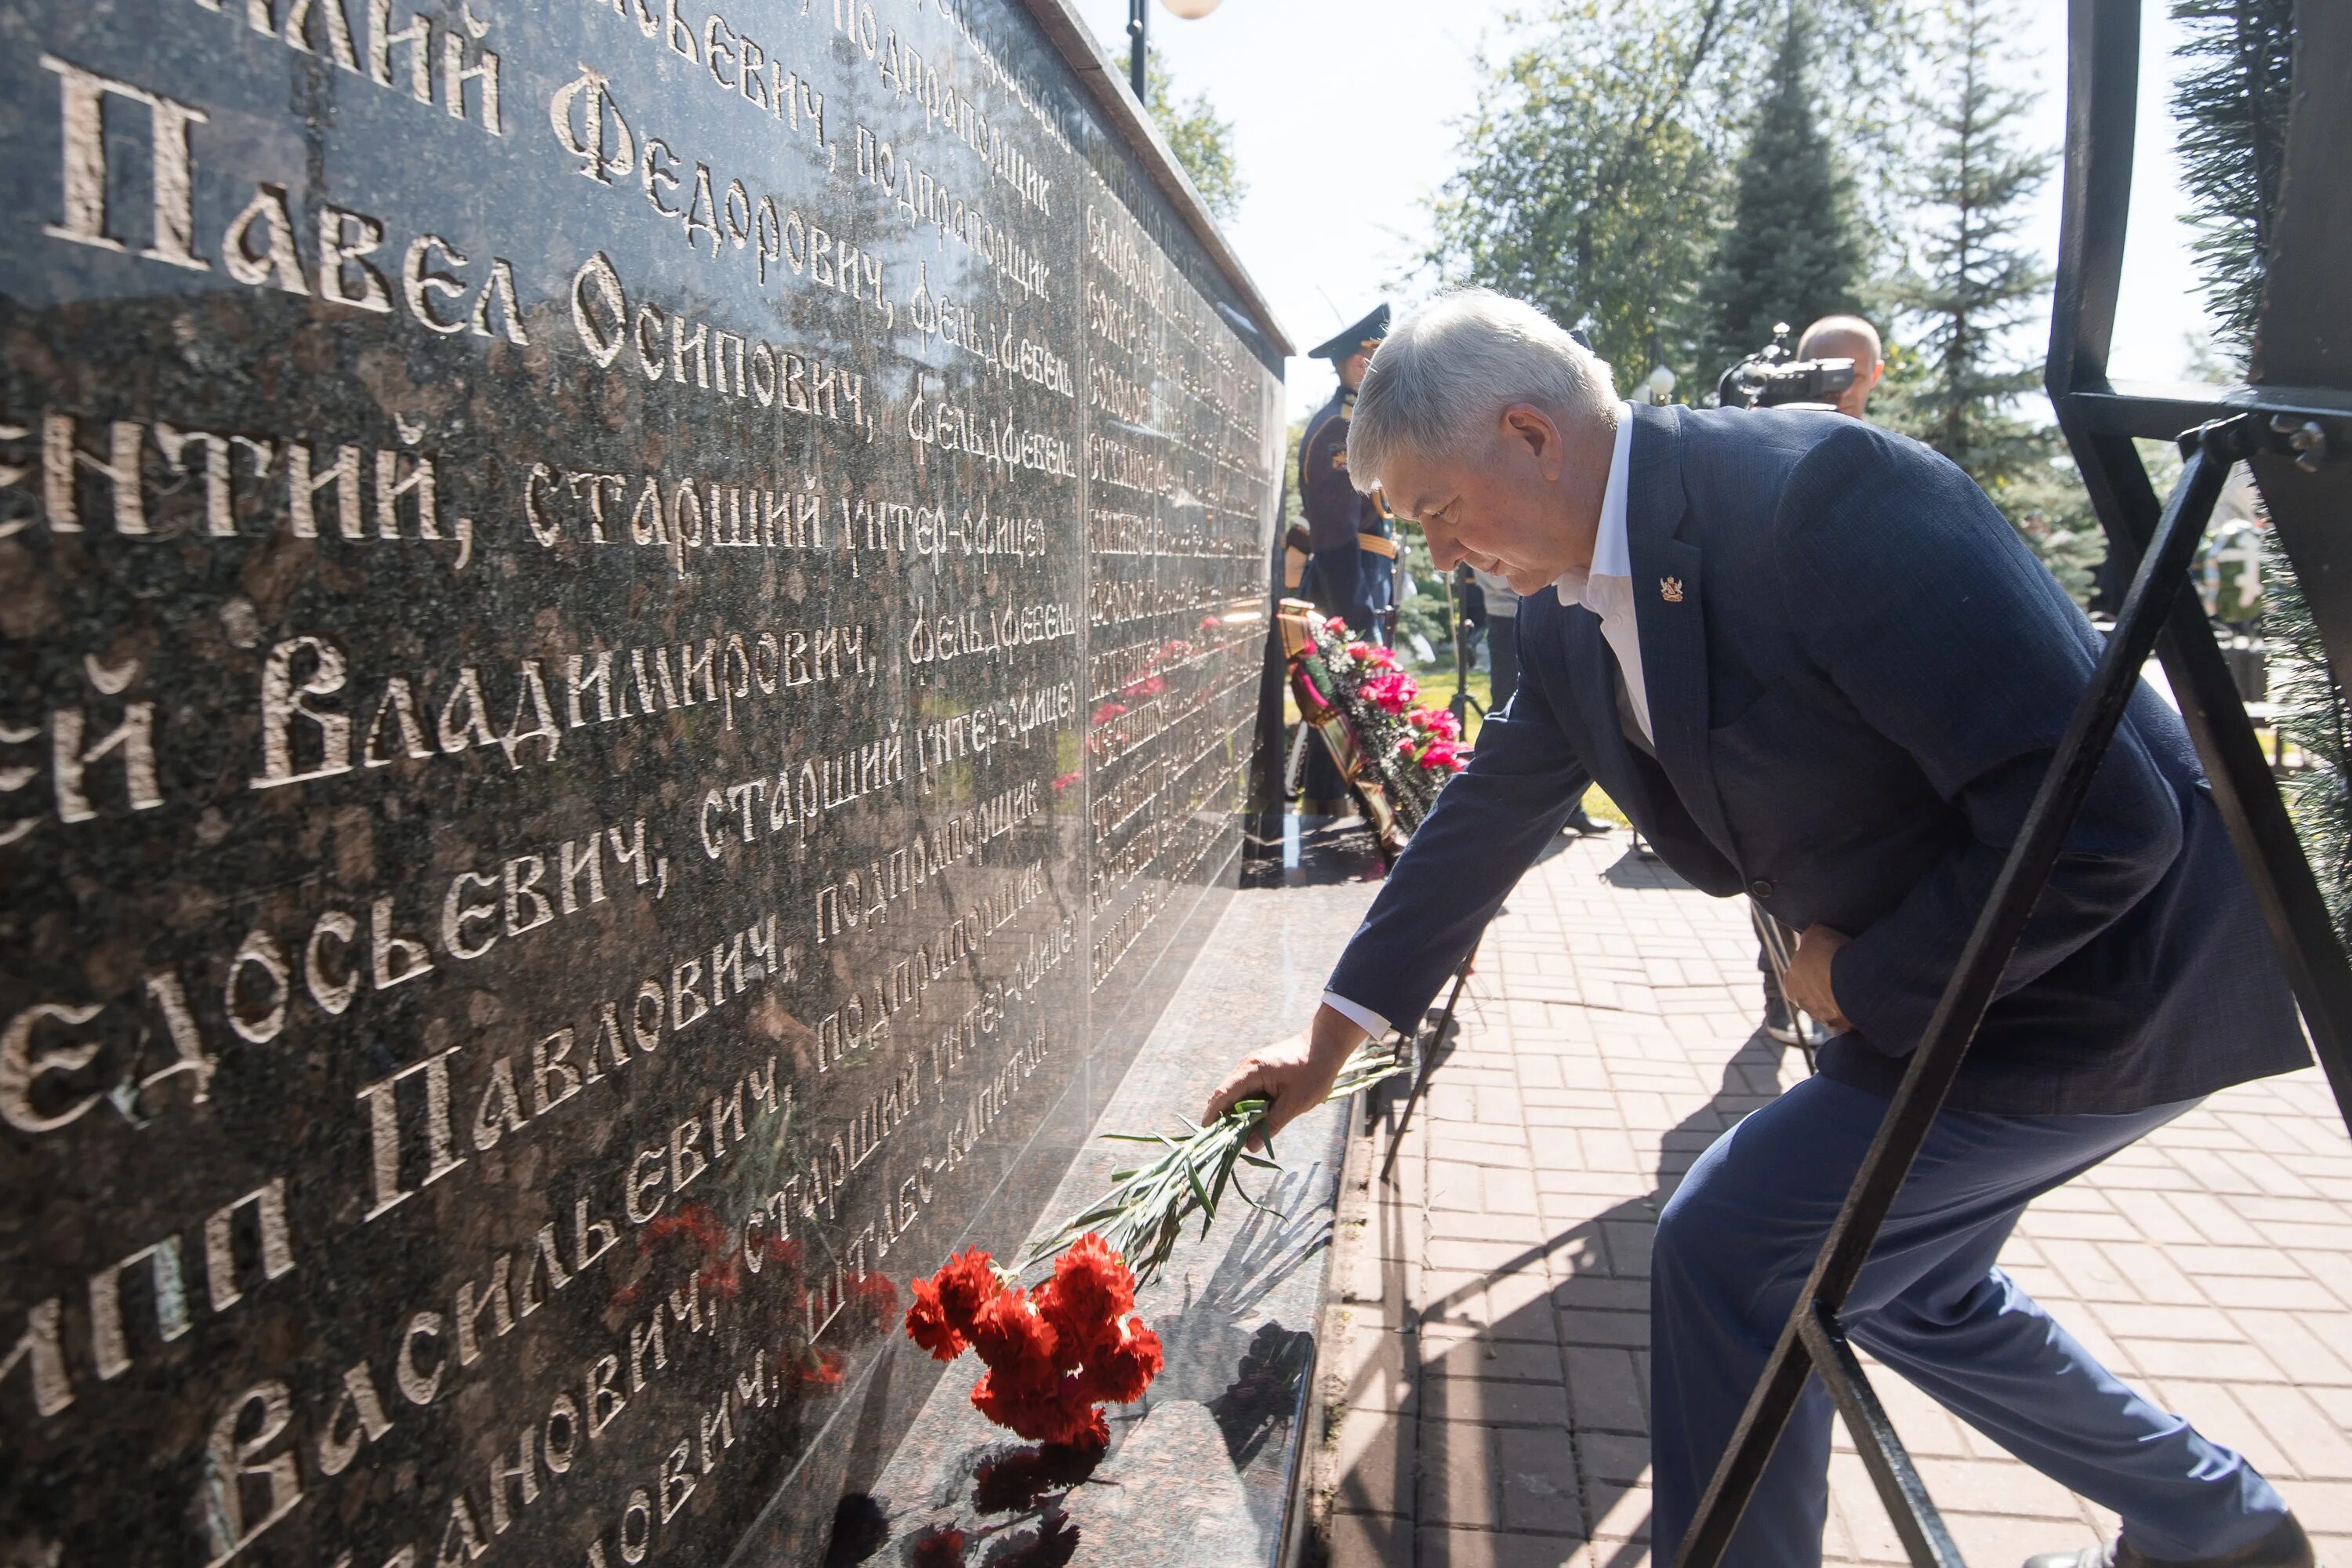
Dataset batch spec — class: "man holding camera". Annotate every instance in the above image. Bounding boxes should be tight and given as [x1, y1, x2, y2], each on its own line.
[1208, 292, 2315, 1568]
[1798, 312, 1885, 420]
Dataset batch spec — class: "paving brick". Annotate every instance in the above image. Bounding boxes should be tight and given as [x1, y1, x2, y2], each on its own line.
[1496, 1427, 1584, 1534]
[1560, 1346, 1648, 1433]
[1330, 1403, 1417, 1515]
[1428, 1374, 1573, 1428]
[1555, 1308, 1650, 1349]
[1325, 1508, 1413, 1563]
[1417, 1526, 1589, 1568]
[1421, 1419, 1504, 1527]
[2225, 1382, 2352, 1481]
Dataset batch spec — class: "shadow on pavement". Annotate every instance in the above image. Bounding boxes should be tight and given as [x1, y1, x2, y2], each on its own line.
[1349, 1024, 1802, 1564]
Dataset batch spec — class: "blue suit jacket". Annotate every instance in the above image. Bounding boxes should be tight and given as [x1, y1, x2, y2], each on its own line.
[1328, 404, 2309, 1114]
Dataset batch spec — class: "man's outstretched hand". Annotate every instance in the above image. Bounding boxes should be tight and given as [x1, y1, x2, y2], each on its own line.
[1202, 1004, 1369, 1151]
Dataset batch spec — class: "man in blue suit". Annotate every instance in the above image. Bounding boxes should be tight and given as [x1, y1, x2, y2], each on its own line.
[1206, 292, 2316, 1568]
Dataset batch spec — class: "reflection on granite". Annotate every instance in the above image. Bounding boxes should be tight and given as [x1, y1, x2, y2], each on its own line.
[840, 819, 1385, 1565]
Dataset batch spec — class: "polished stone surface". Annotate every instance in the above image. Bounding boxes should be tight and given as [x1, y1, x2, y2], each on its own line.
[846, 820, 1386, 1566]
[0, 4, 1283, 1563]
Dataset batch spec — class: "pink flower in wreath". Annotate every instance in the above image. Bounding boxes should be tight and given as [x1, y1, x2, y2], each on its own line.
[1421, 739, 1465, 773]
[1396, 735, 1419, 759]
[1409, 706, 1461, 741]
[1360, 670, 1417, 715]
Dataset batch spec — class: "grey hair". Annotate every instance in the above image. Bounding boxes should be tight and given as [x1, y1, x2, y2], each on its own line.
[1346, 289, 1617, 493]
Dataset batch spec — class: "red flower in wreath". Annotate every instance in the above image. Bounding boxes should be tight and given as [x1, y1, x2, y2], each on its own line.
[1361, 670, 1417, 715]
[1410, 706, 1461, 741]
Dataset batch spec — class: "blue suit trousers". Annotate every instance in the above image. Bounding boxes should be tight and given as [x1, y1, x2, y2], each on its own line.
[1651, 1076, 2288, 1567]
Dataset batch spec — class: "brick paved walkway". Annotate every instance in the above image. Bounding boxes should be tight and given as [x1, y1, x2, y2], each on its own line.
[1312, 833, 2352, 1568]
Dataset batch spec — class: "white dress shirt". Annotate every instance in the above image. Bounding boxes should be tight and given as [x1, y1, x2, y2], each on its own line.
[1321, 404, 1642, 1043]
[1551, 405, 1649, 745]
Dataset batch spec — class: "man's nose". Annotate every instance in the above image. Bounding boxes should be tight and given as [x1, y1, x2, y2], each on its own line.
[1425, 532, 1465, 570]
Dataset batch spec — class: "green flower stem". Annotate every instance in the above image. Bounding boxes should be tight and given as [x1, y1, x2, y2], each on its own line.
[1036, 1036, 1409, 1285]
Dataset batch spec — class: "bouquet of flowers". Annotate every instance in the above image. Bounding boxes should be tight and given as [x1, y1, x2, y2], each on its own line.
[906, 1232, 1164, 1450]
[1034, 1033, 1410, 1286]
[1279, 600, 1466, 856]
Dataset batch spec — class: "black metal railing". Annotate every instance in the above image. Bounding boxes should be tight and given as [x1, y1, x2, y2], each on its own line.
[1671, 2, 2352, 1563]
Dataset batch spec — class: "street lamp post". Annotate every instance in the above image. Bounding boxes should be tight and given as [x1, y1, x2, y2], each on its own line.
[1643, 330, 1675, 407]
[1131, 0, 1223, 103]
[1128, 0, 1147, 99]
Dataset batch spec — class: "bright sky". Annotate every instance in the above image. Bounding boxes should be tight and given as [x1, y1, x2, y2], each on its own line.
[1065, 0, 2218, 423]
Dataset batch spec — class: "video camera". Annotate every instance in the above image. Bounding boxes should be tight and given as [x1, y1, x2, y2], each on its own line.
[1716, 321, 1856, 410]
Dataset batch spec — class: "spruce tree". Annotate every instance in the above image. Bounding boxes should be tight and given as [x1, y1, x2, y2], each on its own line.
[2171, 0, 2295, 360]
[1701, 8, 1864, 382]
[1884, 0, 2054, 501]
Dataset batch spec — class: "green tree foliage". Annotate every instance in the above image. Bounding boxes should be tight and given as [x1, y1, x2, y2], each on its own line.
[1145, 55, 1245, 220]
[1425, 0, 1723, 377]
[1882, 0, 2053, 497]
[1425, 0, 1902, 385]
[2179, 1, 2350, 931]
[2267, 535, 2352, 939]
[1700, 9, 1866, 381]
[2171, 0, 2295, 359]
[1871, 0, 2106, 600]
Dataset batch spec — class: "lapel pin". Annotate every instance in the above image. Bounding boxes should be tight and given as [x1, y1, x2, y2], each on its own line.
[1659, 576, 1685, 604]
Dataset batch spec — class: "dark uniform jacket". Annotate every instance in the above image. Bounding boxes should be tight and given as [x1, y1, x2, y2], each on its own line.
[1298, 387, 1390, 633]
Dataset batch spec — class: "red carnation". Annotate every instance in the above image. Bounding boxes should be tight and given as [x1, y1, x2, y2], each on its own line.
[970, 1289, 1061, 1399]
[1421, 739, 1465, 773]
[906, 1248, 1004, 1360]
[1080, 1315, 1164, 1404]
[906, 1276, 967, 1361]
[972, 1371, 1109, 1449]
[1036, 1233, 1136, 1365]
[904, 1239, 1159, 1450]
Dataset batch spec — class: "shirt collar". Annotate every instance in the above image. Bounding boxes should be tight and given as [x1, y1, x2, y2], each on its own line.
[1554, 403, 1635, 608]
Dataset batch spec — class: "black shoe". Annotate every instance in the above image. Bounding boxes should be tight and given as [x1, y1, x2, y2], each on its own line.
[1562, 807, 1613, 836]
[2024, 1515, 2314, 1568]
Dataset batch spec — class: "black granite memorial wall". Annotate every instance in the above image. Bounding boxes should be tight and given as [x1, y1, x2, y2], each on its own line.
[0, 0, 1287, 1560]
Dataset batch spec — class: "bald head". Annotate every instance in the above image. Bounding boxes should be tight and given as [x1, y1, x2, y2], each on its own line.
[1798, 314, 1883, 420]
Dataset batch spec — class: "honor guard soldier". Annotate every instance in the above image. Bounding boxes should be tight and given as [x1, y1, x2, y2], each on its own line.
[1299, 305, 1397, 644]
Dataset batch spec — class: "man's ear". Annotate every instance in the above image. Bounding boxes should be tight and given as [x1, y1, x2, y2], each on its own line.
[1502, 405, 1563, 479]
